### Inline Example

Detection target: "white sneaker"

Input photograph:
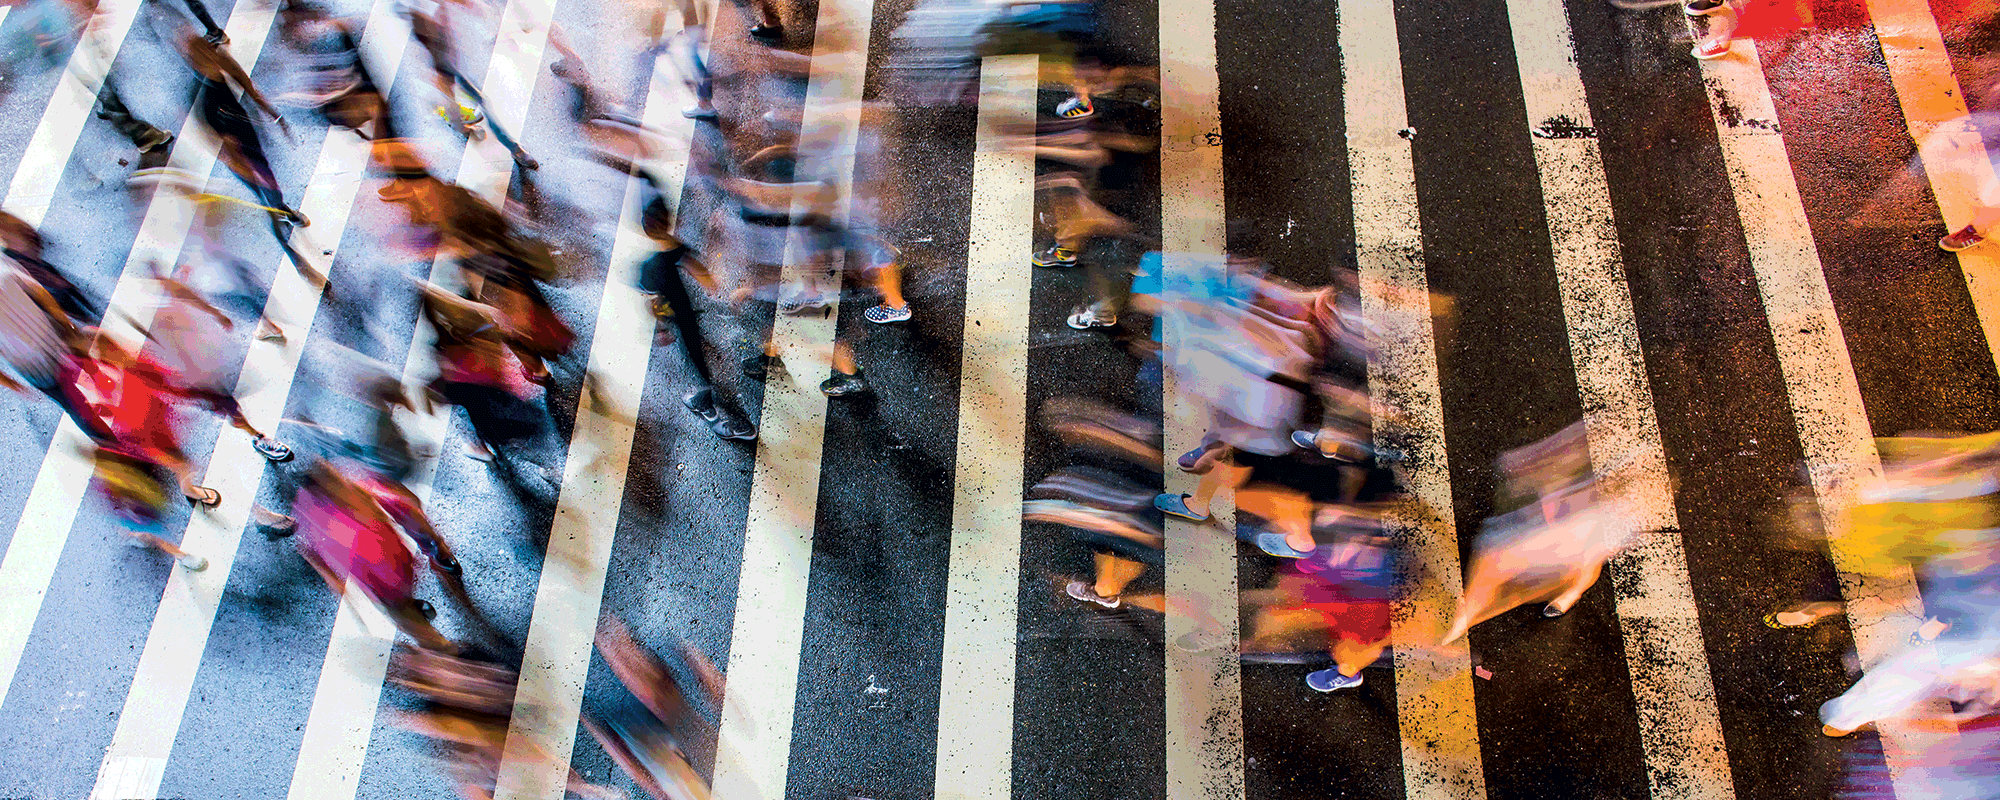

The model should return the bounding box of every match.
[178,553,209,571]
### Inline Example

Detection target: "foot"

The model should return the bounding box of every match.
[1055,96,1094,119]
[1173,628,1230,652]
[283,208,311,228]
[1305,667,1363,692]
[1692,39,1732,60]
[204,30,230,46]
[748,23,782,43]
[465,442,494,462]
[1177,441,1222,473]
[252,436,294,462]
[778,294,830,315]
[1254,532,1312,559]
[177,553,209,571]
[1031,244,1078,268]
[187,486,222,507]
[1764,610,1817,628]
[741,353,781,380]
[135,128,174,154]
[1941,224,1985,252]
[252,506,296,537]
[864,303,911,324]
[253,318,286,342]
[682,105,720,120]
[439,103,483,126]
[1065,579,1121,609]
[683,388,758,441]
[1154,492,1210,522]
[1067,305,1116,330]
[512,150,540,171]
[820,370,869,397]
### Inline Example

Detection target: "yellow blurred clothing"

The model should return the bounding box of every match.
[1833,432,2000,571]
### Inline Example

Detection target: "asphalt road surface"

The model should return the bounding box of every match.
[0,0,1992,797]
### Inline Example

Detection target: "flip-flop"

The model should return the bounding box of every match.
[188,487,222,508]
[1762,612,1819,629]
[1254,532,1312,559]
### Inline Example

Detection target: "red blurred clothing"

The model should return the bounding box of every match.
[294,469,424,606]
[81,354,185,466]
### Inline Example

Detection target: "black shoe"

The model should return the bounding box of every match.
[204,30,230,46]
[512,150,540,171]
[741,353,781,379]
[820,370,869,397]
[431,553,462,576]
[1542,603,1567,618]
[414,599,437,620]
[683,388,758,441]
[748,23,782,43]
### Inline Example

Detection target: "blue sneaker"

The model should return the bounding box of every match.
[1305,668,1363,692]
[1154,493,1210,521]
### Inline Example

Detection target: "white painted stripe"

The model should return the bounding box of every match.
[277,2,428,796]
[3,0,144,222]
[0,2,275,719]
[1333,1,1485,797]
[1155,0,1242,798]
[86,8,365,799]
[931,53,1036,800]
[709,0,875,793]
[281,0,568,795]
[1865,0,2000,371]
[1504,6,1734,799]
[1691,35,1941,787]
[486,27,703,800]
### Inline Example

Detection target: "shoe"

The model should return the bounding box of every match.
[1067,306,1116,330]
[1684,0,1728,14]
[1031,245,1078,268]
[683,388,758,441]
[252,436,294,462]
[414,599,437,620]
[204,30,229,46]
[438,103,483,126]
[188,486,222,507]
[682,105,720,120]
[135,128,174,154]
[1177,441,1222,473]
[741,353,781,379]
[1542,603,1568,618]
[177,553,209,571]
[1154,492,1210,522]
[1055,96,1094,119]
[820,371,869,397]
[283,208,311,228]
[1941,224,1985,252]
[512,150,540,171]
[1065,579,1121,609]
[1692,39,1732,60]
[465,442,495,462]
[431,553,462,576]
[125,533,153,549]
[253,319,286,342]
[748,23,782,43]
[1173,629,1230,652]
[778,295,830,315]
[1254,532,1312,559]
[864,304,911,324]
[1305,667,1363,692]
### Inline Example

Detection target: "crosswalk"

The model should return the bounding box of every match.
[0,0,1992,797]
